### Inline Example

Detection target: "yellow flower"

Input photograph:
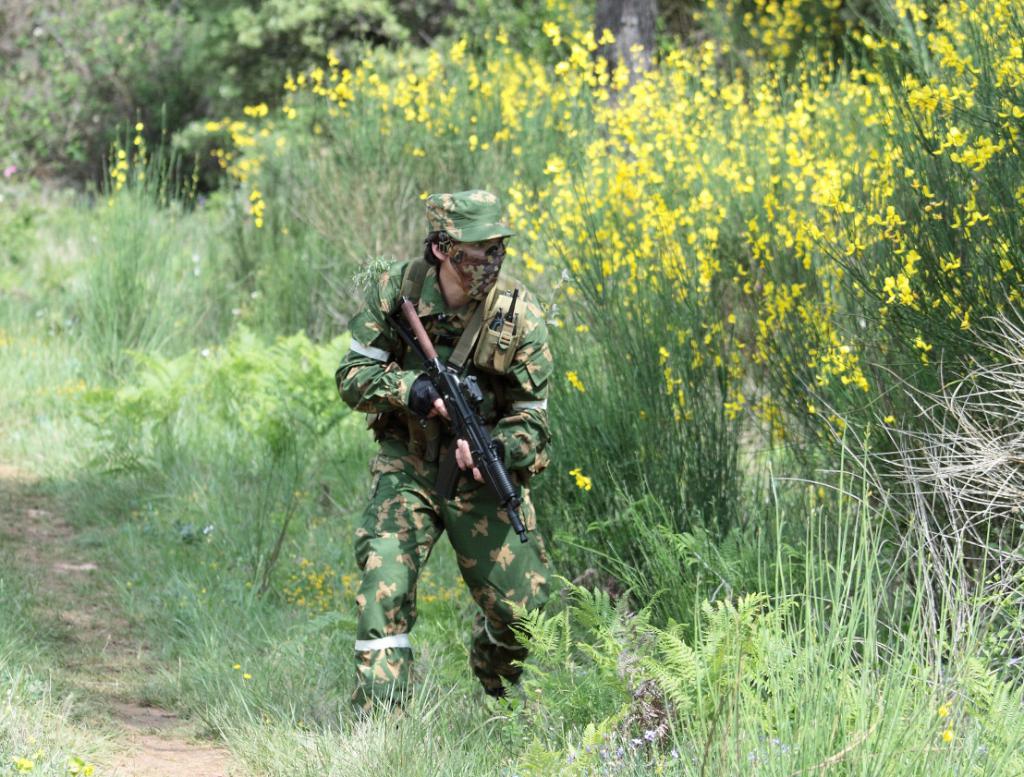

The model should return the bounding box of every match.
[68,756,94,776]
[242,673,252,680]
[938,703,950,718]
[565,371,585,392]
[942,727,954,743]
[569,467,593,491]
[12,757,34,773]
[542,21,562,46]
[544,155,566,176]
[232,663,241,670]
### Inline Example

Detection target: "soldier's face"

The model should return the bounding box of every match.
[449,238,506,300]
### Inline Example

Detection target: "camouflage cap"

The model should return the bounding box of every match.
[425,190,515,243]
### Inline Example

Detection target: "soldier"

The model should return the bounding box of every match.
[336,190,553,709]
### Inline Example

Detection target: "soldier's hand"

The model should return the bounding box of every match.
[455,439,484,482]
[409,375,449,420]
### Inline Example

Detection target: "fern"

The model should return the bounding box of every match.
[642,621,701,715]
[513,604,572,666]
[567,581,617,635]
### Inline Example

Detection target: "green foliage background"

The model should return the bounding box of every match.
[0,0,558,181]
[2,0,1024,774]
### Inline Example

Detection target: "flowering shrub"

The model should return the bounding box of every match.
[208,1,1015,441]
[196,0,1024,611]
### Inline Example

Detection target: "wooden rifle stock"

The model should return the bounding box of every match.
[399,299,438,361]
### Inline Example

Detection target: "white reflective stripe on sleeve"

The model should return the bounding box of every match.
[484,620,520,650]
[354,634,411,652]
[511,398,548,412]
[349,339,391,363]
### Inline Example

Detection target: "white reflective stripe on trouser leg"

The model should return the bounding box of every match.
[349,339,391,363]
[484,620,520,650]
[354,634,412,651]
[511,398,548,412]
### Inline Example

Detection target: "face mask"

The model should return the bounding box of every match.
[449,239,506,300]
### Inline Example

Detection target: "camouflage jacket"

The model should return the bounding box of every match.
[336,260,552,477]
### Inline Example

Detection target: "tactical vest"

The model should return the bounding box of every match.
[376,259,526,461]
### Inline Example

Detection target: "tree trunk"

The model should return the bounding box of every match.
[595,0,658,76]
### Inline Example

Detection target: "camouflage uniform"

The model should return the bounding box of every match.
[336,191,553,707]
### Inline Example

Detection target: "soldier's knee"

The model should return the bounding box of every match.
[356,537,414,611]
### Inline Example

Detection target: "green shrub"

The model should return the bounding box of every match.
[77,327,361,587]
[511,500,1024,776]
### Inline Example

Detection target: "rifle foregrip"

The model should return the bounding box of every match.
[483,455,528,543]
[487,456,518,505]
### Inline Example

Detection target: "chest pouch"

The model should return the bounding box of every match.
[473,286,524,375]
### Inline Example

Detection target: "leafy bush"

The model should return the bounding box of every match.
[78,327,361,589]
[1,0,199,180]
[0,0,586,184]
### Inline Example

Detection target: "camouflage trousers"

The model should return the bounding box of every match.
[352,440,551,708]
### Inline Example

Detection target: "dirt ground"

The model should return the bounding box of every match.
[0,464,239,777]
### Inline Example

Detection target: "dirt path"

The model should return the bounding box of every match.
[0,464,239,777]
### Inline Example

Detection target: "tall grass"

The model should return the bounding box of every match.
[511,464,1024,775]
[50,364,1024,774]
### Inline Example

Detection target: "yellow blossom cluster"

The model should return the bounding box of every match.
[565,371,586,393]
[417,567,464,605]
[51,379,88,398]
[8,753,94,775]
[108,122,148,192]
[695,0,855,62]
[283,557,348,613]
[569,466,593,491]
[216,0,1022,441]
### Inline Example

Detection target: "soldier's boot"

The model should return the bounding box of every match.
[470,613,528,697]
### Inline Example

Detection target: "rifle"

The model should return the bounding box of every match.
[391,297,529,543]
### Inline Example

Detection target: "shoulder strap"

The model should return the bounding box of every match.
[401,263,509,371]
[400,259,431,305]
[450,281,508,369]
[449,302,487,368]
[450,276,527,369]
